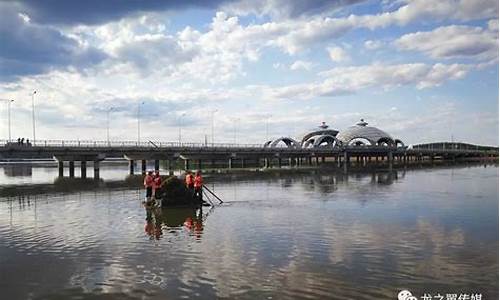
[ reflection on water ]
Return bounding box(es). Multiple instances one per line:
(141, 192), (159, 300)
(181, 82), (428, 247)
(0, 164), (497, 299)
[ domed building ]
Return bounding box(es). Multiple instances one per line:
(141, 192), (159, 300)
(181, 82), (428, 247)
(300, 122), (340, 148)
(263, 122), (340, 149)
(336, 119), (404, 147)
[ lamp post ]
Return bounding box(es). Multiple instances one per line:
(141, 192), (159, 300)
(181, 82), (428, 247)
(233, 117), (240, 144)
(137, 101), (144, 144)
(0, 99), (14, 142)
(265, 114), (272, 142)
(178, 112), (186, 145)
(31, 91), (36, 145)
(210, 109), (218, 145)
(106, 107), (114, 145)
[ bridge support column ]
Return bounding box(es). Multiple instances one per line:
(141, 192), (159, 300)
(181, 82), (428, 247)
(388, 152), (393, 170)
(69, 161), (75, 178)
(343, 152), (349, 173)
(184, 159), (190, 171)
(315, 157), (319, 165)
(264, 158), (270, 168)
(94, 160), (100, 179)
(241, 159), (246, 168)
(277, 158), (282, 168)
(129, 160), (135, 175)
(308, 156), (312, 166)
(58, 161), (64, 177)
(81, 161), (87, 178)
(228, 158), (234, 169)
(168, 160), (174, 175)
(197, 159), (202, 170)
(337, 154), (341, 168)
(141, 160), (147, 174)
(288, 157), (294, 167)
(321, 156), (325, 163)
(154, 160), (160, 171)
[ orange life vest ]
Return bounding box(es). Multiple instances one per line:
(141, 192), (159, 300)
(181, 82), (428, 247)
(153, 176), (162, 189)
(144, 175), (153, 188)
(194, 175), (203, 188)
(185, 174), (194, 186)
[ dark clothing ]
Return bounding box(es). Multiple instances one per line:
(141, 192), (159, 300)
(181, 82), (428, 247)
(194, 187), (203, 202)
(146, 186), (153, 198)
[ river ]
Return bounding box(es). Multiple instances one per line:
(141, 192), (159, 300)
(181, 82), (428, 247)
(0, 163), (497, 299)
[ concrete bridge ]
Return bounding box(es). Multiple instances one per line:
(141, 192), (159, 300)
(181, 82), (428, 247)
(0, 140), (497, 179)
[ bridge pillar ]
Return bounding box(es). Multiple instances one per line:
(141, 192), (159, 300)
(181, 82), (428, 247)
(129, 160), (135, 175)
(321, 156), (325, 163)
(58, 161), (64, 177)
(308, 156), (312, 166)
(288, 157), (294, 167)
(228, 158), (234, 169)
(197, 159), (202, 170)
(315, 157), (319, 165)
(154, 160), (160, 171)
(141, 160), (147, 174)
(337, 154), (341, 168)
(69, 161), (75, 178)
(184, 159), (190, 171)
(94, 160), (100, 179)
(241, 159), (246, 168)
(168, 160), (174, 175)
(265, 158), (270, 168)
(343, 152), (349, 173)
(80, 161), (87, 178)
(277, 158), (282, 168)
(388, 152), (393, 169)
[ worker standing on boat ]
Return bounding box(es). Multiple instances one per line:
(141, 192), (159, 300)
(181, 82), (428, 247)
(144, 171), (154, 201)
(185, 171), (194, 197)
(153, 170), (162, 199)
(193, 171), (203, 202)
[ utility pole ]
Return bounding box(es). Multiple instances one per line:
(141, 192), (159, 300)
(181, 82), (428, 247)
(31, 91), (36, 145)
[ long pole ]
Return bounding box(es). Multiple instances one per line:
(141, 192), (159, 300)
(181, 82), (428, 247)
(32, 91), (36, 145)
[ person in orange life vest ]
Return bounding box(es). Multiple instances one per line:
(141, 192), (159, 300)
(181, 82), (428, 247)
(144, 170), (154, 200)
(193, 171), (203, 201)
(185, 170), (194, 197)
(153, 170), (162, 198)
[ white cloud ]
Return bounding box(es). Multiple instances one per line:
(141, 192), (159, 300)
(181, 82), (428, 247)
(364, 40), (383, 50)
(268, 62), (471, 100)
(327, 46), (350, 62)
(395, 24), (498, 61)
(290, 60), (313, 71)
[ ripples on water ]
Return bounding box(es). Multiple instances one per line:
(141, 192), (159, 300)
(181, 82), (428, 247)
(0, 164), (497, 299)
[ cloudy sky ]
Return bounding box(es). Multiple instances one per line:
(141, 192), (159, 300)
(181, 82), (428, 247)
(0, 0), (498, 145)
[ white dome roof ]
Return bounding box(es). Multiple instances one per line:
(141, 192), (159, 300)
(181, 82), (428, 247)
(337, 119), (394, 145)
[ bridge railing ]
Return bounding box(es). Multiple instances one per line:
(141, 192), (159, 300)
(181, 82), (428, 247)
(0, 139), (265, 149)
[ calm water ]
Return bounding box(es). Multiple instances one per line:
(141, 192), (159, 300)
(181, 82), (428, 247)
(0, 163), (498, 299)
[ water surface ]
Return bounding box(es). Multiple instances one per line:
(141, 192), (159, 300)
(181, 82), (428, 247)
(0, 164), (497, 299)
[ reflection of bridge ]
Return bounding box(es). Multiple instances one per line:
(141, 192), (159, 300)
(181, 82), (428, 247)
(0, 138), (497, 179)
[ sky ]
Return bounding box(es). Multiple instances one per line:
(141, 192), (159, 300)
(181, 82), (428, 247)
(0, 0), (498, 146)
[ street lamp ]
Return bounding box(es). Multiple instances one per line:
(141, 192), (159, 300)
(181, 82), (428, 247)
(0, 99), (14, 142)
(265, 114), (272, 142)
(178, 112), (186, 145)
(137, 101), (144, 144)
(31, 91), (36, 145)
(233, 117), (240, 144)
(210, 109), (218, 145)
(106, 107), (114, 145)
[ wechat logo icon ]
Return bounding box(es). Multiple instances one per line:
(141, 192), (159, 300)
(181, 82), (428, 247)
(398, 290), (418, 300)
